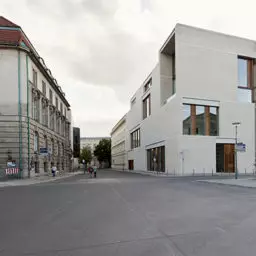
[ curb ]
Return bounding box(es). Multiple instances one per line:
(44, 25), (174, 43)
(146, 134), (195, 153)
(0, 171), (83, 188)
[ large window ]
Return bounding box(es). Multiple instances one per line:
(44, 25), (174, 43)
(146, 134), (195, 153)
(42, 81), (46, 95)
(131, 129), (140, 149)
(238, 57), (253, 103)
(49, 89), (53, 104)
(183, 104), (218, 136)
(147, 146), (165, 172)
(238, 57), (253, 88)
(143, 94), (151, 119)
(33, 69), (37, 88)
(34, 132), (39, 153)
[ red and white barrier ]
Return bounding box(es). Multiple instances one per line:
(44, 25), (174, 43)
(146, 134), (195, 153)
(5, 168), (19, 175)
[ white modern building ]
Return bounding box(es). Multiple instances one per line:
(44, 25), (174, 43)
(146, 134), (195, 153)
(0, 17), (72, 178)
(80, 137), (110, 166)
(111, 115), (127, 169)
(122, 23), (256, 175)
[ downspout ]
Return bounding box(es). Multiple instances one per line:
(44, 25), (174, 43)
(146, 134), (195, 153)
(18, 50), (22, 178)
(26, 54), (30, 178)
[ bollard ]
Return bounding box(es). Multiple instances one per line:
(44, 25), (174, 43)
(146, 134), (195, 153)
(193, 169), (195, 176)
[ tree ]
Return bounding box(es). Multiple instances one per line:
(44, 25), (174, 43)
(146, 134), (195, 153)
(80, 146), (92, 164)
(94, 139), (111, 168)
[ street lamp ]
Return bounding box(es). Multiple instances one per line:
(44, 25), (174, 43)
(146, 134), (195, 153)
(232, 122), (241, 179)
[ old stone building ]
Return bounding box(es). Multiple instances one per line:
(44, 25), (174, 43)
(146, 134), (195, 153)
(0, 16), (72, 178)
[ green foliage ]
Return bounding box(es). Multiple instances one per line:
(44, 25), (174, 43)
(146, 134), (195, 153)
(94, 139), (111, 167)
(80, 146), (92, 164)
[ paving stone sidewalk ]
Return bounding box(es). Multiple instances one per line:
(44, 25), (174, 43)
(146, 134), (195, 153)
(198, 177), (256, 188)
(0, 171), (83, 187)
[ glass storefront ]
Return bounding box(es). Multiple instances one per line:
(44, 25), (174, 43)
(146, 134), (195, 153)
(147, 146), (165, 172)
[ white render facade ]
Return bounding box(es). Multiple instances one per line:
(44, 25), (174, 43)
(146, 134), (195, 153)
(111, 115), (127, 169)
(0, 18), (72, 178)
(124, 24), (256, 175)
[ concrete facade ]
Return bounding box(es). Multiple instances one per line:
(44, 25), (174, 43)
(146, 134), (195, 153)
(0, 17), (72, 178)
(120, 24), (256, 175)
(111, 115), (127, 169)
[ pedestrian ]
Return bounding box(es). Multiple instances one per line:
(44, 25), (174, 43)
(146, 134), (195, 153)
(51, 165), (56, 177)
(93, 165), (97, 178)
(88, 166), (93, 178)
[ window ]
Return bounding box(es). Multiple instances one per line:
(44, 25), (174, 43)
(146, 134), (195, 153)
(131, 129), (140, 149)
(172, 54), (176, 95)
(56, 115), (60, 134)
(143, 94), (151, 119)
(49, 89), (53, 104)
(183, 104), (191, 135)
(56, 97), (58, 110)
(64, 108), (66, 118)
(50, 139), (54, 155)
(183, 104), (219, 136)
(50, 110), (55, 131)
(144, 79), (152, 92)
(60, 103), (63, 115)
(32, 93), (40, 122)
(42, 81), (46, 95)
(44, 136), (48, 148)
(238, 57), (253, 88)
(147, 146), (165, 172)
(33, 69), (37, 87)
(34, 132), (39, 152)
(42, 99), (48, 127)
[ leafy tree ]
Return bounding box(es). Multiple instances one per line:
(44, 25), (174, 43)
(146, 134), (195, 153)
(80, 146), (92, 164)
(94, 139), (111, 167)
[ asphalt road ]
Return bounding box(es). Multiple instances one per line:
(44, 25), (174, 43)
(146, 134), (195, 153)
(1, 170), (256, 256)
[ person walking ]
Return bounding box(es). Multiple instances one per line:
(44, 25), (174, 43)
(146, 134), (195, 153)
(93, 165), (97, 178)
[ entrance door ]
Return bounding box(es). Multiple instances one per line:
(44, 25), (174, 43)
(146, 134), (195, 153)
(216, 144), (234, 173)
(128, 160), (134, 170)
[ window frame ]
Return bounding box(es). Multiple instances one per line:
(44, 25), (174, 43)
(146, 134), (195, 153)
(143, 94), (151, 119)
(238, 56), (253, 89)
(131, 128), (140, 149)
(183, 104), (219, 136)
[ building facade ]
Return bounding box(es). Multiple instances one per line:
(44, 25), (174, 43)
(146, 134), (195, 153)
(80, 137), (110, 166)
(111, 115), (127, 169)
(0, 17), (72, 178)
(121, 24), (256, 175)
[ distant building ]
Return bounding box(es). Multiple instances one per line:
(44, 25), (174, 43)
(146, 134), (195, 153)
(73, 127), (80, 158)
(80, 137), (110, 166)
(111, 115), (127, 169)
(0, 16), (72, 178)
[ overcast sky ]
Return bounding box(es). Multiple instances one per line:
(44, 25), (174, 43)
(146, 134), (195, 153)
(2, 0), (256, 136)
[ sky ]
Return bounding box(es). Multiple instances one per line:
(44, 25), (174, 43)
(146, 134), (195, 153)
(1, 0), (256, 136)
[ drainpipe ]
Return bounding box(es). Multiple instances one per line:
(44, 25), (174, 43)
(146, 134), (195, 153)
(26, 54), (30, 178)
(18, 50), (22, 178)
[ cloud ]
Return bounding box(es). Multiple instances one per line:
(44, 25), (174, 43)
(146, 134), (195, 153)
(2, 0), (256, 136)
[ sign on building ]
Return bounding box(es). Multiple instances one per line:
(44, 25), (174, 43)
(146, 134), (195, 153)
(39, 148), (48, 156)
(235, 143), (246, 152)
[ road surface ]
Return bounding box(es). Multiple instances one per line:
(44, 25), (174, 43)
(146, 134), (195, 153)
(1, 170), (256, 255)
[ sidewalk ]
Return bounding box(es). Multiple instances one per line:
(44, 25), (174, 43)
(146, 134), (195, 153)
(198, 177), (256, 188)
(0, 171), (83, 188)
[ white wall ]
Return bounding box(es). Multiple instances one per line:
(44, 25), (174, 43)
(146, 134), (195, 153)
(125, 24), (256, 175)
(0, 49), (19, 115)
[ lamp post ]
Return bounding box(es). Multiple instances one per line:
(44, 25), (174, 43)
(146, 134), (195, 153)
(232, 122), (241, 179)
